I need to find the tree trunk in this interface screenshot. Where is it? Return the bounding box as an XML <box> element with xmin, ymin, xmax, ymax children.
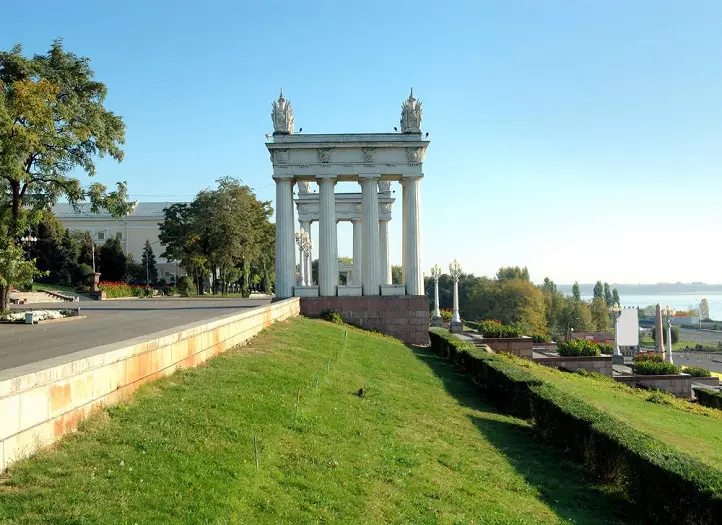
<box><xmin>0</xmin><ymin>284</ymin><xmax>9</xmax><ymax>313</ymax></box>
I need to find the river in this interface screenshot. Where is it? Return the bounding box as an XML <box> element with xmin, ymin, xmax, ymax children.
<box><xmin>581</xmin><ymin>294</ymin><xmax>722</xmax><ymax>319</ymax></box>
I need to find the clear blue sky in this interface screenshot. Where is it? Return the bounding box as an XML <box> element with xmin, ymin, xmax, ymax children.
<box><xmin>5</xmin><ymin>1</ymin><xmax>722</xmax><ymax>283</ymax></box>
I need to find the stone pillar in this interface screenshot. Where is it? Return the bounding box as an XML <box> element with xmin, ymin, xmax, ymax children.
<box><xmin>361</xmin><ymin>176</ymin><xmax>381</xmax><ymax>296</ymax></box>
<box><xmin>379</xmin><ymin>219</ymin><xmax>391</xmax><ymax>285</ymax></box>
<box><xmin>274</xmin><ymin>178</ymin><xmax>295</xmax><ymax>299</ymax></box>
<box><xmin>401</xmin><ymin>180</ymin><xmax>408</xmax><ymax>284</ymax></box>
<box><xmin>297</xmin><ymin>242</ymin><xmax>305</xmax><ymax>286</ymax></box>
<box><xmin>403</xmin><ymin>176</ymin><xmax>422</xmax><ymax>295</ymax></box>
<box><xmin>352</xmin><ymin>219</ymin><xmax>362</xmax><ymax>285</ymax></box>
<box><xmin>318</xmin><ymin>178</ymin><xmax>338</xmax><ymax>296</ymax></box>
<box><xmin>301</xmin><ymin>220</ymin><xmax>312</xmax><ymax>286</ymax></box>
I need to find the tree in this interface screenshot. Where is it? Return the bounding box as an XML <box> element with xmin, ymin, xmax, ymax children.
<box><xmin>141</xmin><ymin>240</ymin><xmax>158</xmax><ymax>284</ymax></box>
<box><xmin>159</xmin><ymin>178</ymin><xmax>273</xmax><ymax>296</ymax></box>
<box><xmin>612</xmin><ymin>288</ymin><xmax>620</xmax><ymax>307</ymax></box>
<box><xmin>593</xmin><ymin>281</ymin><xmax>603</xmax><ymax>299</ymax></box>
<box><xmin>391</xmin><ymin>265</ymin><xmax>403</xmax><ymax>285</ymax></box>
<box><xmin>603</xmin><ymin>282</ymin><xmax>613</xmax><ymax>307</ymax></box>
<box><xmin>98</xmin><ymin>237</ymin><xmax>126</xmax><ymax>282</ymax></box>
<box><xmin>0</xmin><ymin>242</ymin><xmax>45</xmax><ymax>310</ymax></box>
<box><xmin>572</xmin><ymin>281</ymin><xmax>581</xmax><ymax>301</ymax></box>
<box><xmin>651</xmin><ymin>326</ymin><xmax>679</xmax><ymax>346</ymax></box>
<box><xmin>0</xmin><ymin>41</ymin><xmax>132</xmax><ymax>303</ymax></box>
<box><xmin>496</xmin><ymin>266</ymin><xmax>530</xmax><ymax>282</ymax></box>
<box><xmin>590</xmin><ymin>297</ymin><xmax>610</xmax><ymax>331</ymax></box>
<box><xmin>700</xmin><ymin>298</ymin><xmax>710</xmax><ymax>320</ymax></box>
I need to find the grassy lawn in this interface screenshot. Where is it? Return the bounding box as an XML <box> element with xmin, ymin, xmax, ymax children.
<box><xmin>512</xmin><ymin>358</ymin><xmax>722</xmax><ymax>471</ymax></box>
<box><xmin>0</xmin><ymin>318</ymin><xmax>640</xmax><ymax>524</ymax></box>
<box><xmin>30</xmin><ymin>282</ymin><xmax>76</xmax><ymax>293</ymax></box>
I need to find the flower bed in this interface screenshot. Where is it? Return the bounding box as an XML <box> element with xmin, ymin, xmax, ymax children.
<box><xmin>0</xmin><ymin>309</ymin><xmax>78</xmax><ymax>323</ymax></box>
<box><xmin>557</xmin><ymin>339</ymin><xmax>601</xmax><ymax>357</ymax></box>
<box><xmin>682</xmin><ymin>366</ymin><xmax>712</xmax><ymax>378</ymax></box>
<box><xmin>98</xmin><ymin>281</ymin><xmax>153</xmax><ymax>298</ymax></box>
<box><xmin>632</xmin><ymin>361</ymin><xmax>682</xmax><ymax>375</ymax></box>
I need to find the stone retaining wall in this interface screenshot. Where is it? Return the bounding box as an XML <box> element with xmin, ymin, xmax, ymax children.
<box><xmin>477</xmin><ymin>337</ymin><xmax>533</xmax><ymax>359</ymax></box>
<box><xmin>0</xmin><ymin>298</ymin><xmax>300</xmax><ymax>471</ymax></box>
<box><xmin>300</xmin><ymin>296</ymin><xmax>429</xmax><ymax>345</ymax></box>
<box><xmin>534</xmin><ymin>355</ymin><xmax>613</xmax><ymax>377</ymax></box>
<box><xmin>614</xmin><ymin>373</ymin><xmax>692</xmax><ymax>398</ymax></box>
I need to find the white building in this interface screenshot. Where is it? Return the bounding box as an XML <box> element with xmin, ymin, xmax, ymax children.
<box><xmin>52</xmin><ymin>202</ymin><xmax>182</xmax><ymax>281</ymax></box>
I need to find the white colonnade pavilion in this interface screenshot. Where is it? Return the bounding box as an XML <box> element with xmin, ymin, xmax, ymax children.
<box><xmin>267</xmin><ymin>89</ymin><xmax>428</xmax><ymax>299</ymax></box>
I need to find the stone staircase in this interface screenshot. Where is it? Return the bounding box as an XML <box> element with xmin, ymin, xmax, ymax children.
<box><xmin>9</xmin><ymin>291</ymin><xmax>76</xmax><ymax>304</ymax></box>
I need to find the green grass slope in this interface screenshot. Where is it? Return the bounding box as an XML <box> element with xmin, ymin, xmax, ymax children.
<box><xmin>0</xmin><ymin>318</ymin><xmax>640</xmax><ymax>524</ymax></box>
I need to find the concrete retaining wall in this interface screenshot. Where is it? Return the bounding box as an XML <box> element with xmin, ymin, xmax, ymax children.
<box><xmin>614</xmin><ymin>373</ymin><xmax>692</xmax><ymax>398</ymax></box>
<box><xmin>300</xmin><ymin>296</ymin><xmax>429</xmax><ymax>345</ymax></box>
<box><xmin>534</xmin><ymin>355</ymin><xmax>613</xmax><ymax>377</ymax></box>
<box><xmin>0</xmin><ymin>298</ymin><xmax>300</xmax><ymax>471</ymax></box>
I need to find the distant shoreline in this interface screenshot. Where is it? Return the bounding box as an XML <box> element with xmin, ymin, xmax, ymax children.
<box><xmin>558</xmin><ymin>284</ymin><xmax>722</xmax><ymax>295</ymax></box>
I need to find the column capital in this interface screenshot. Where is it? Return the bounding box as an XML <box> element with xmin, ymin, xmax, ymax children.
<box><xmin>315</xmin><ymin>174</ymin><xmax>338</xmax><ymax>182</ymax></box>
<box><xmin>358</xmin><ymin>173</ymin><xmax>381</xmax><ymax>181</ymax></box>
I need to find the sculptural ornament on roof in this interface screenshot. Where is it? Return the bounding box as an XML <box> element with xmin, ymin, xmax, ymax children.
<box><xmin>272</xmin><ymin>89</ymin><xmax>294</xmax><ymax>134</ymax></box>
<box><xmin>400</xmin><ymin>88</ymin><xmax>423</xmax><ymax>133</ymax></box>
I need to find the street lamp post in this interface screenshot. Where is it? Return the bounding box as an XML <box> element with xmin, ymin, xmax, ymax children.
<box><xmin>449</xmin><ymin>259</ymin><xmax>463</xmax><ymax>333</ymax></box>
<box><xmin>430</xmin><ymin>265</ymin><xmax>442</xmax><ymax>327</ymax></box>
<box><xmin>610</xmin><ymin>303</ymin><xmax>624</xmax><ymax>364</ymax></box>
<box><xmin>664</xmin><ymin>304</ymin><xmax>676</xmax><ymax>364</ymax></box>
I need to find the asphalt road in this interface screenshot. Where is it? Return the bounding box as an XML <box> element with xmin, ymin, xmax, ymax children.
<box><xmin>679</xmin><ymin>327</ymin><xmax>722</xmax><ymax>345</ymax></box>
<box><xmin>0</xmin><ymin>298</ymin><xmax>270</xmax><ymax>372</ymax></box>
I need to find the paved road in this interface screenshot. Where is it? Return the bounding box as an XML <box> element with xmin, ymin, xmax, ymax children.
<box><xmin>679</xmin><ymin>327</ymin><xmax>722</xmax><ymax>346</ymax></box>
<box><xmin>0</xmin><ymin>298</ymin><xmax>270</xmax><ymax>372</ymax></box>
<box><xmin>674</xmin><ymin>352</ymin><xmax>722</xmax><ymax>374</ymax></box>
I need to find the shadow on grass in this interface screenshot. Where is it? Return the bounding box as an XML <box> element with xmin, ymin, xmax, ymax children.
<box><xmin>410</xmin><ymin>346</ymin><xmax>642</xmax><ymax>525</ymax></box>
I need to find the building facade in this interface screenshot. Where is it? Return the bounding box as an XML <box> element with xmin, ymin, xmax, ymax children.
<box><xmin>52</xmin><ymin>202</ymin><xmax>182</xmax><ymax>281</ymax></box>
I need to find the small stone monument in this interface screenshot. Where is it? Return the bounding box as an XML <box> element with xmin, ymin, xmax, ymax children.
<box><xmin>449</xmin><ymin>259</ymin><xmax>463</xmax><ymax>333</ymax></box>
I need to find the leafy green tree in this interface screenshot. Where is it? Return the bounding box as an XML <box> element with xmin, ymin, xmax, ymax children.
<box><xmin>496</xmin><ymin>266</ymin><xmax>530</xmax><ymax>281</ymax></box>
<box><xmin>651</xmin><ymin>326</ymin><xmax>679</xmax><ymax>345</ymax></box>
<box><xmin>590</xmin><ymin>297</ymin><xmax>610</xmax><ymax>331</ymax></box>
<box><xmin>572</xmin><ymin>281</ymin><xmax>581</xmax><ymax>301</ymax></box>
<box><xmin>593</xmin><ymin>281</ymin><xmax>603</xmax><ymax>299</ymax></box>
<box><xmin>98</xmin><ymin>237</ymin><xmax>126</xmax><ymax>282</ymax></box>
<box><xmin>0</xmin><ymin>41</ymin><xmax>132</xmax><ymax>302</ymax></box>
<box><xmin>612</xmin><ymin>288</ymin><xmax>620</xmax><ymax>307</ymax></box>
<box><xmin>603</xmin><ymin>282</ymin><xmax>613</xmax><ymax>307</ymax></box>
<box><xmin>0</xmin><ymin>242</ymin><xmax>45</xmax><ymax>310</ymax></box>
<box><xmin>124</xmin><ymin>253</ymin><xmax>145</xmax><ymax>283</ymax></box>
<box><xmin>391</xmin><ymin>265</ymin><xmax>403</xmax><ymax>285</ymax></box>
<box><xmin>141</xmin><ymin>240</ymin><xmax>158</xmax><ymax>284</ymax></box>
<box><xmin>57</xmin><ymin>229</ymin><xmax>80</xmax><ymax>286</ymax></box>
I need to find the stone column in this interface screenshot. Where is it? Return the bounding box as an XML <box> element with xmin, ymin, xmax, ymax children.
<box><xmin>318</xmin><ymin>178</ymin><xmax>338</xmax><ymax>296</ymax></box>
<box><xmin>297</xmin><ymin>242</ymin><xmax>305</xmax><ymax>286</ymax></box>
<box><xmin>379</xmin><ymin>219</ymin><xmax>391</xmax><ymax>285</ymax></box>
<box><xmin>352</xmin><ymin>219</ymin><xmax>362</xmax><ymax>285</ymax></box>
<box><xmin>274</xmin><ymin>178</ymin><xmax>295</xmax><ymax>299</ymax></box>
<box><xmin>301</xmin><ymin>220</ymin><xmax>312</xmax><ymax>286</ymax></box>
<box><xmin>401</xmin><ymin>181</ymin><xmax>408</xmax><ymax>284</ymax></box>
<box><xmin>361</xmin><ymin>176</ymin><xmax>381</xmax><ymax>296</ymax></box>
<box><xmin>403</xmin><ymin>176</ymin><xmax>422</xmax><ymax>295</ymax></box>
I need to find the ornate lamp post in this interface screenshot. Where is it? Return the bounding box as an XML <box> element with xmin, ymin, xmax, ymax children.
<box><xmin>303</xmin><ymin>234</ymin><xmax>313</xmax><ymax>286</ymax></box>
<box><xmin>664</xmin><ymin>304</ymin><xmax>676</xmax><ymax>364</ymax></box>
<box><xmin>430</xmin><ymin>265</ymin><xmax>442</xmax><ymax>327</ymax></box>
<box><xmin>295</xmin><ymin>229</ymin><xmax>310</xmax><ymax>286</ymax></box>
<box><xmin>610</xmin><ymin>303</ymin><xmax>623</xmax><ymax>363</ymax></box>
<box><xmin>449</xmin><ymin>259</ymin><xmax>463</xmax><ymax>333</ymax></box>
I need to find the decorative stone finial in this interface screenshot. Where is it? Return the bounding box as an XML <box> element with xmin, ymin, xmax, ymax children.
<box><xmin>400</xmin><ymin>87</ymin><xmax>423</xmax><ymax>133</ymax></box>
<box><xmin>272</xmin><ymin>89</ymin><xmax>294</xmax><ymax>135</ymax></box>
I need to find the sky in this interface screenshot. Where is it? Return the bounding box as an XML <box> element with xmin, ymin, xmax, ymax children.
<box><xmin>4</xmin><ymin>1</ymin><xmax>722</xmax><ymax>284</ymax></box>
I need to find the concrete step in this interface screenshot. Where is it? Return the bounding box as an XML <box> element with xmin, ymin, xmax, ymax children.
<box><xmin>9</xmin><ymin>291</ymin><xmax>68</xmax><ymax>304</ymax></box>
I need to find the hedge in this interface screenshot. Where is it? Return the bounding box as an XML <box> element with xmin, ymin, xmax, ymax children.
<box><xmin>694</xmin><ymin>388</ymin><xmax>722</xmax><ymax>411</ymax></box>
<box><xmin>464</xmin><ymin>320</ymin><xmax>523</xmax><ymax>338</ymax></box>
<box><xmin>632</xmin><ymin>361</ymin><xmax>682</xmax><ymax>376</ymax></box>
<box><xmin>557</xmin><ymin>339</ymin><xmax>601</xmax><ymax>357</ymax></box>
<box><xmin>429</xmin><ymin>329</ymin><xmax>722</xmax><ymax>524</ymax></box>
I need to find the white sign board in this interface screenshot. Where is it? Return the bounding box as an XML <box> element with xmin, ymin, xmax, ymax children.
<box><xmin>617</xmin><ymin>308</ymin><xmax>639</xmax><ymax>346</ymax></box>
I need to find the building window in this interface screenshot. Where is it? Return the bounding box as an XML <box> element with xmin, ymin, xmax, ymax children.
<box><xmin>97</xmin><ymin>232</ymin><xmax>105</xmax><ymax>240</ymax></box>
<box><xmin>116</xmin><ymin>232</ymin><xmax>123</xmax><ymax>240</ymax></box>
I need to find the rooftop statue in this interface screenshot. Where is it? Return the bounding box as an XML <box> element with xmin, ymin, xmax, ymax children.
<box><xmin>400</xmin><ymin>88</ymin><xmax>423</xmax><ymax>133</ymax></box>
<box><xmin>272</xmin><ymin>89</ymin><xmax>294</xmax><ymax>135</ymax></box>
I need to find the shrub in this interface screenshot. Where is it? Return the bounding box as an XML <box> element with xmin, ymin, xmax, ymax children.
<box><xmin>177</xmin><ymin>276</ymin><xmax>195</xmax><ymax>297</ymax></box>
<box><xmin>162</xmin><ymin>286</ymin><xmax>177</xmax><ymax>296</ymax></box>
<box><xmin>466</xmin><ymin>320</ymin><xmax>523</xmax><ymax>338</ymax></box>
<box><xmin>98</xmin><ymin>281</ymin><xmax>133</xmax><ymax>298</ymax></box>
<box><xmin>682</xmin><ymin>366</ymin><xmax>712</xmax><ymax>378</ymax></box>
<box><xmin>596</xmin><ymin>342</ymin><xmax>614</xmax><ymax>355</ymax></box>
<box><xmin>320</xmin><ymin>309</ymin><xmax>343</xmax><ymax>324</ymax></box>
<box><xmin>557</xmin><ymin>339</ymin><xmax>600</xmax><ymax>357</ymax></box>
<box><xmin>693</xmin><ymin>388</ymin><xmax>722</xmax><ymax>410</ymax></box>
<box><xmin>428</xmin><ymin>328</ymin><xmax>722</xmax><ymax>524</ymax></box>
<box><xmin>439</xmin><ymin>308</ymin><xmax>452</xmax><ymax>321</ymax></box>
<box><xmin>531</xmin><ymin>334</ymin><xmax>552</xmax><ymax>344</ymax></box>
<box><xmin>632</xmin><ymin>361</ymin><xmax>682</xmax><ymax>375</ymax></box>
<box><xmin>634</xmin><ymin>352</ymin><xmax>664</xmax><ymax>363</ymax></box>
